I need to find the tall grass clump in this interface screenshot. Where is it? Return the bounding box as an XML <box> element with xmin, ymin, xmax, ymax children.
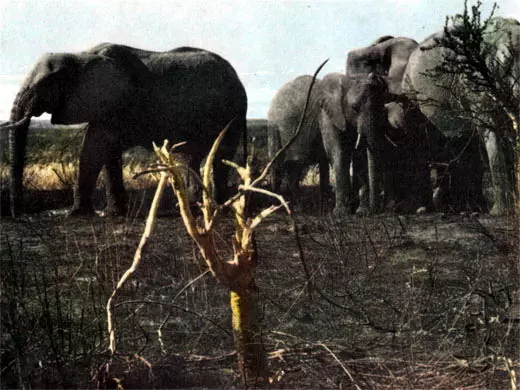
<box><xmin>0</xmin><ymin>229</ymin><xmax>109</xmax><ymax>387</ymax></box>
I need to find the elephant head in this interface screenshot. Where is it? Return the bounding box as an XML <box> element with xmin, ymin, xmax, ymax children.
<box><xmin>346</xmin><ymin>73</ymin><xmax>390</xmax><ymax>149</ymax></box>
<box><xmin>346</xmin><ymin>36</ymin><xmax>419</xmax><ymax>94</ymax></box>
<box><xmin>2</xmin><ymin>49</ymin><xmax>146</xmax><ymax>216</ymax></box>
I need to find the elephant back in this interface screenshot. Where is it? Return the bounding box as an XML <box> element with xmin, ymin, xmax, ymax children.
<box><xmin>403</xmin><ymin>34</ymin><xmax>472</xmax><ymax>138</ymax></box>
<box><xmin>87</xmin><ymin>43</ymin><xmax>247</xmax><ymax>113</ymax></box>
<box><xmin>371</xmin><ymin>35</ymin><xmax>395</xmax><ymax>45</ymax></box>
<box><xmin>267</xmin><ymin>75</ymin><xmax>324</xmax><ymax>163</ymax></box>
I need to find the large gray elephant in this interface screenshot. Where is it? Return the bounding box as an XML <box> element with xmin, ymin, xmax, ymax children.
<box><xmin>267</xmin><ymin>75</ymin><xmax>329</xmax><ymax>198</ymax></box>
<box><xmin>319</xmin><ymin>35</ymin><xmax>422</xmax><ymax>214</ymax></box>
<box><xmin>319</xmin><ymin>72</ymin><xmax>390</xmax><ymax>214</ymax></box>
<box><xmin>1</xmin><ymin>43</ymin><xmax>248</xmax><ymax>217</ymax></box>
<box><xmin>346</xmin><ymin>36</ymin><xmax>419</xmax><ymax>94</ymax></box>
<box><xmin>319</xmin><ymin>71</ymin><xmax>435</xmax><ymax>215</ymax></box>
<box><xmin>402</xmin><ymin>17</ymin><xmax>520</xmax><ymax>215</ymax></box>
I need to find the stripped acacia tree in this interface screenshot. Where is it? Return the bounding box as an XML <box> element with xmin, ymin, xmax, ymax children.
<box><xmin>106</xmin><ymin>60</ymin><xmax>328</xmax><ymax>386</ymax></box>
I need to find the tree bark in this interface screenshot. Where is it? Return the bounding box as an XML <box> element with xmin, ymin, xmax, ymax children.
<box><xmin>230</xmin><ymin>288</ymin><xmax>268</xmax><ymax>386</ymax></box>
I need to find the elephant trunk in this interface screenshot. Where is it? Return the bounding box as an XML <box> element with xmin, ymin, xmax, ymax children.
<box><xmin>367</xmin><ymin>147</ymin><xmax>380</xmax><ymax>213</ymax></box>
<box><xmin>9</xmin><ymin>125</ymin><xmax>29</xmax><ymax>216</ymax></box>
<box><xmin>360</xmin><ymin>108</ymin><xmax>385</xmax><ymax>214</ymax></box>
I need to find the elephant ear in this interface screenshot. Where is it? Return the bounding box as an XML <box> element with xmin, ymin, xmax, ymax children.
<box><xmin>321</xmin><ymin>74</ymin><xmax>346</xmax><ymax>130</ymax></box>
<box><xmin>56</xmin><ymin>55</ymin><xmax>138</xmax><ymax>124</ymax></box>
<box><xmin>347</xmin><ymin>47</ymin><xmax>383</xmax><ymax>75</ymax></box>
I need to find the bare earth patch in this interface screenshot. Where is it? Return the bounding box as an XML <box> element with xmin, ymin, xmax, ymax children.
<box><xmin>1</xmin><ymin>188</ymin><xmax>518</xmax><ymax>389</ymax></box>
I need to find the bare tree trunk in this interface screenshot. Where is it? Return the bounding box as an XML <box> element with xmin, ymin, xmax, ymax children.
<box><xmin>230</xmin><ymin>288</ymin><xmax>268</xmax><ymax>385</ymax></box>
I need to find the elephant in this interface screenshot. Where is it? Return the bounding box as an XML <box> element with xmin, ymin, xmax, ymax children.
<box><xmin>319</xmin><ymin>35</ymin><xmax>422</xmax><ymax>214</ymax></box>
<box><xmin>320</xmin><ymin>73</ymin><xmax>446</xmax><ymax>215</ymax></box>
<box><xmin>1</xmin><ymin>43</ymin><xmax>248</xmax><ymax>217</ymax></box>
<box><xmin>402</xmin><ymin>17</ymin><xmax>520</xmax><ymax>215</ymax></box>
<box><xmin>346</xmin><ymin>36</ymin><xmax>419</xmax><ymax>94</ymax></box>
<box><xmin>267</xmin><ymin>75</ymin><xmax>329</xmax><ymax>199</ymax></box>
<box><xmin>320</xmin><ymin>71</ymin><xmax>397</xmax><ymax>215</ymax></box>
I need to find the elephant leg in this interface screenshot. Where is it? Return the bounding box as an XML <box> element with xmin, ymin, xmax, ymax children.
<box><xmin>212</xmin><ymin>118</ymin><xmax>244</xmax><ymax>203</ymax></box>
<box><xmin>286</xmin><ymin>160</ymin><xmax>304</xmax><ymax>196</ymax></box>
<box><xmin>72</xmin><ymin>125</ymin><xmax>108</xmax><ymax>215</ymax></box>
<box><xmin>318</xmin><ymin>154</ymin><xmax>330</xmax><ymax>202</ymax></box>
<box><xmin>459</xmin><ymin>137</ymin><xmax>486</xmax><ymax>212</ymax></box>
<box><xmin>104</xmin><ymin>146</ymin><xmax>126</xmax><ymax>216</ymax></box>
<box><xmin>212</xmin><ymin>157</ymin><xmax>231</xmax><ymax>204</ymax></box>
<box><xmin>433</xmin><ymin>165</ymin><xmax>452</xmax><ymax>212</ymax></box>
<box><xmin>485</xmin><ymin>130</ymin><xmax>514</xmax><ymax>216</ymax></box>
<box><xmin>185</xmin><ymin>154</ymin><xmax>204</xmax><ymax>202</ymax></box>
<box><xmin>326</xmin><ymin>141</ymin><xmax>353</xmax><ymax>215</ymax></box>
<box><xmin>352</xmin><ymin>150</ymin><xmax>369</xmax><ymax>215</ymax></box>
<box><xmin>367</xmin><ymin>147</ymin><xmax>383</xmax><ymax>214</ymax></box>
<box><xmin>412</xmin><ymin>162</ymin><xmax>433</xmax><ymax>213</ymax></box>
<box><xmin>400</xmin><ymin>148</ymin><xmax>432</xmax><ymax>213</ymax></box>
<box><xmin>320</xmin><ymin>113</ymin><xmax>353</xmax><ymax>214</ymax></box>
<box><xmin>382</xmin><ymin>148</ymin><xmax>400</xmax><ymax>211</ymax></box>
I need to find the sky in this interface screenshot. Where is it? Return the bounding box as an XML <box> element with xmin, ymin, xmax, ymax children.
<box><xmin>0</xmin><ymin>0</ymin><xmax>519</xmax><ymax>120</ymax></box>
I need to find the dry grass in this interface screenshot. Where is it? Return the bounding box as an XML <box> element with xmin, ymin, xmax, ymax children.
<box><xmin>0</xmin><ymin>162</ymin><xmax>159</xmax><ymax>191</ymax></box>
<box><xmin>1</xmin><ymin>196</ymin><xmax>518</xmax><ymax>388</ymax></box>
<box><xmin>0</xmin><ymin>161</ymin><xmax>321</xmax><ymax>192</ymax></box>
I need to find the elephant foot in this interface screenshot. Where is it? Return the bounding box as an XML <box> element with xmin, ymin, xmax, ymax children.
<box><xmin>103</xmin><ymin>202</ymin><xmax>127</xmax><ymax>218</ymax></box>
<box><xmin>99</xmin><ymin>208</ymin><xmax>126</xmax><ymax>218</ymax></box>
<box><xmin>415</xmin><ymin>206</ymin><xmax>427</xmax><ymax>215</ymax></box>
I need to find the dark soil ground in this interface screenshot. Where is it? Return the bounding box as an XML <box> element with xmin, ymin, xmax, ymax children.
<box><xmin>1</xmin><ymin>186</ymin><xmax>519</xmax><ymax>389</ymax></box>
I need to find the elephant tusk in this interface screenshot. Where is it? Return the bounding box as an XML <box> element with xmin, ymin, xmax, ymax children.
<box><xmin>385</xmin><ymin>134</ymin><xmax>398</xmax><ymax>148</ymax></box>
<box><xmin>355</xmin><ymin>133</ymin><xmax>362</xmax><ymax>150</ymax></box>
<box><xmin>0</xmin><ymin>116</ymin><xmax>31</xmax><ymax>130</ymax></box>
